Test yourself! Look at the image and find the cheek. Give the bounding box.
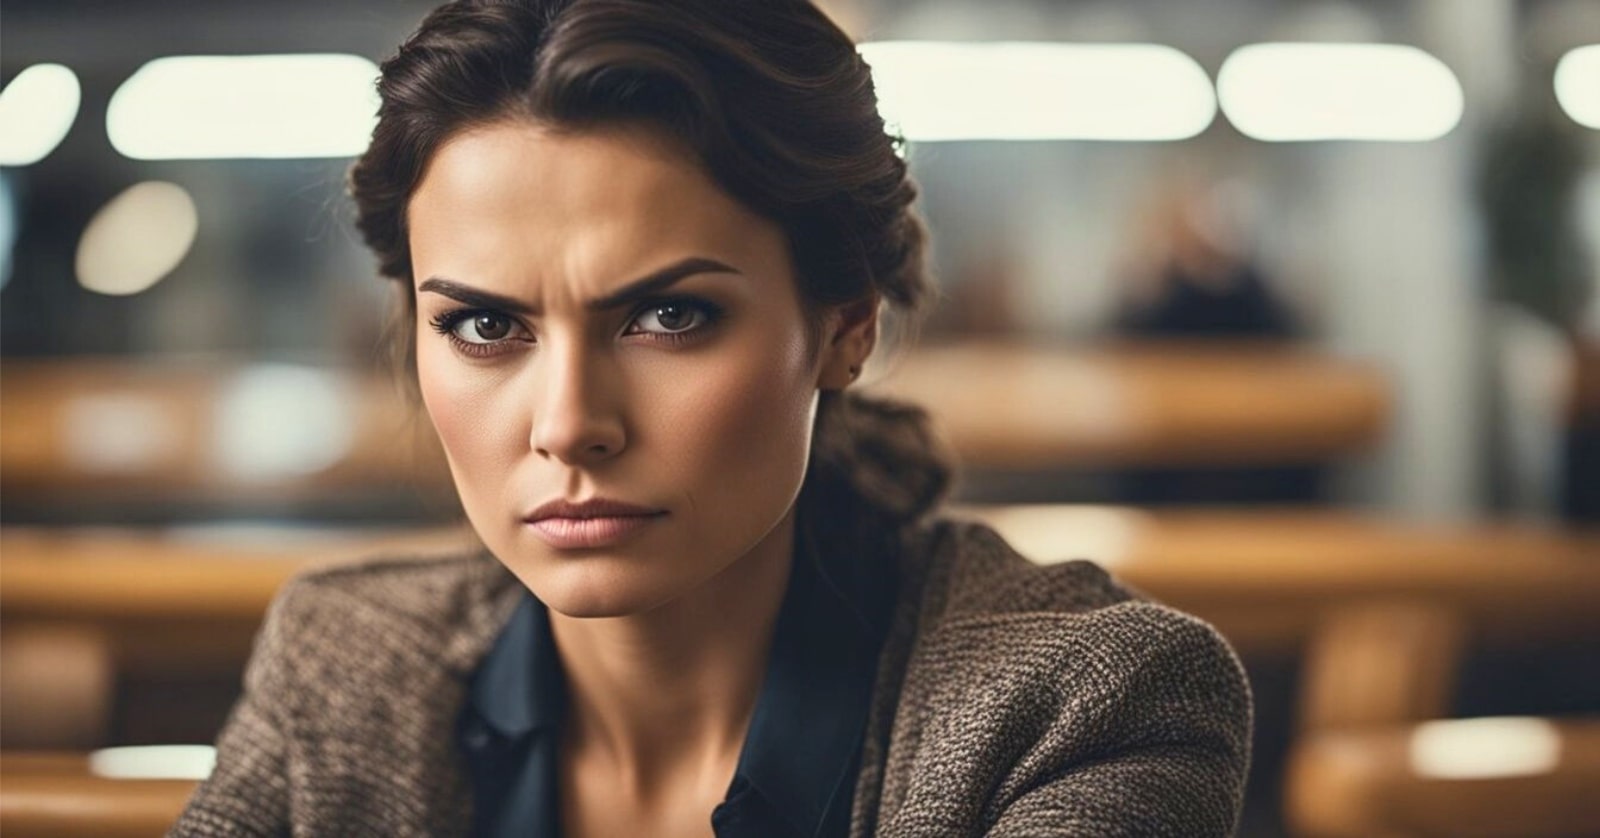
[645,328,816,500]
[415,338,525,502]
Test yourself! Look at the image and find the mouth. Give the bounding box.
[522,498,668,550]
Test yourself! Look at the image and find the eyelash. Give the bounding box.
[426,296,724,359]
[426,310,526,359]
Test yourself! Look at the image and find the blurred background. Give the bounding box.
[3,0,1599,835]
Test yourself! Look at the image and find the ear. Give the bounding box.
[817,294,880,390]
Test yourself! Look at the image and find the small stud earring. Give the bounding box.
[848,364,861,380]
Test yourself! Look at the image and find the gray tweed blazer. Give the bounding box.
[172,518,1251,836]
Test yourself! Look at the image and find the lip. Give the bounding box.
[522,497,667,549]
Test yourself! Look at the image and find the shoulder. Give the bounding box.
[896,514,1251,760]
[908,510,1237,638]
[874,517,1252,832]
[901,515,1139,622]
[894,516,1247,707]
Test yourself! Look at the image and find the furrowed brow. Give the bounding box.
[416,278,537,316]
[586,257,742,311]
[417,257,742,316]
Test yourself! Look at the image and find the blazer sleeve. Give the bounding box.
[986,606,1252,838]
[167,581,303,837]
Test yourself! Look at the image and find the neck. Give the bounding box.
[548,507,797,787]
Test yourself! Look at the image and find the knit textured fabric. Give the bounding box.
[172,518,1252,837]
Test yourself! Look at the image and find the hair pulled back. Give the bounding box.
[349,0,949,526]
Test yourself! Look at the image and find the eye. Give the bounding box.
[427,309,530,357]
[628,300,712,335]
[453,312,515,344]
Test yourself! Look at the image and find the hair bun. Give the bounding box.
[808,390,951,526]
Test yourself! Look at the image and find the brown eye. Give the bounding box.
[452,313,515,344]
[633,302,707,335]
[474,315,510,340]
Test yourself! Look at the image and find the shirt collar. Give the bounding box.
[733,515,896,836]
[467,590,563,738]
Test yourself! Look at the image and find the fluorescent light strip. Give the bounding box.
[859,41,1216,142]
[0,64,82,166]
[1555,45,1600,130]
[107,54,381,160]
[1217,43,1464,142]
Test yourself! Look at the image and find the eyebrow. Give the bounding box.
[417,257,742,315]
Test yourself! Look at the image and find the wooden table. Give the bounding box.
[0,752,196,838]
[957,505,1600,654]
[0,358,452,507]
[1,343,1391,512]
[0,525,478,671]
[869,341,1390,468]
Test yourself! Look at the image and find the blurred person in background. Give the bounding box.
[1113,175,1299,341]
[170,1,1250,836]
[1476,32,1598,524]
[1111,176,1316,506]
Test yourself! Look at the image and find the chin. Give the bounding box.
[505,555,687,619]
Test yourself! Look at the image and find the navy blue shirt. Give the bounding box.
[458,523,897,838]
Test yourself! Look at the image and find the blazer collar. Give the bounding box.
[438,551,529,678]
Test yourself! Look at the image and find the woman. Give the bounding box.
[173,1,1251,835]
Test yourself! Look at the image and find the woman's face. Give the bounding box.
[408,121,844,618]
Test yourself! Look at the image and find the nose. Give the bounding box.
[530,344,626,466]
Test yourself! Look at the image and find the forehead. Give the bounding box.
[405,121,788,293]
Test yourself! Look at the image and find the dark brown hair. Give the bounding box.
[349,0,949,525]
